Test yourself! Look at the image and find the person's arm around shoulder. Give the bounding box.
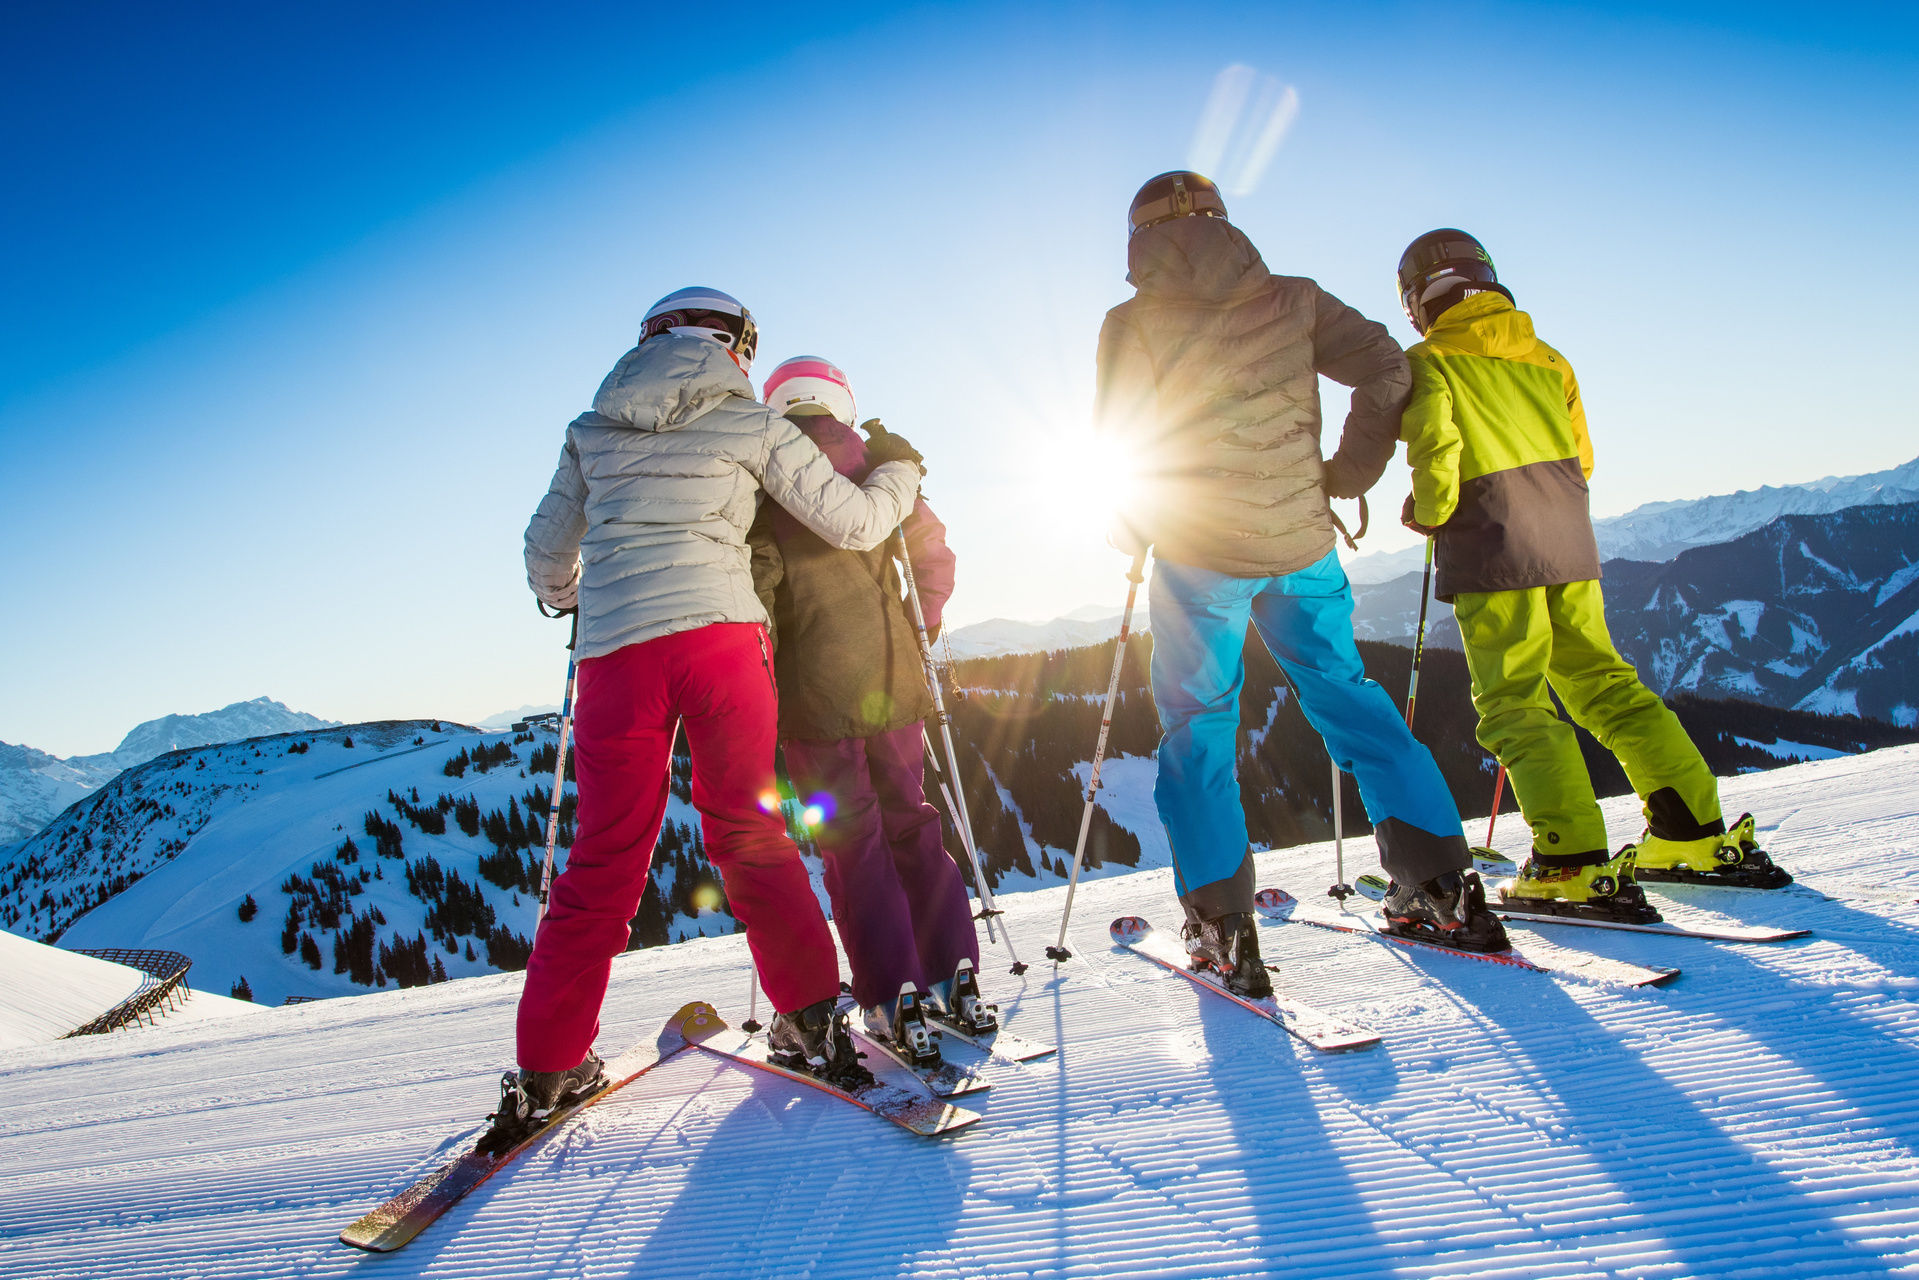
[754,407,918,551]
[1400,349,1463,529]
[1311,284,1412,498]
[524,430,588,609]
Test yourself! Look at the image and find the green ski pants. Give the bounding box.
[1452,578,1720,856]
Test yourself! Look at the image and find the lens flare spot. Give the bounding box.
[802,804,825,827]
[758,790,780,813]
[691,883,722,912]
[804,793,836,826]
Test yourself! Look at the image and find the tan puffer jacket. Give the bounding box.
[524,334,921,660]
[1096,217,1411,578]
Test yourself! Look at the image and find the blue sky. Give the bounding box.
[2,2,1915,756]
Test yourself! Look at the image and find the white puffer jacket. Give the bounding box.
[525,334,921,660]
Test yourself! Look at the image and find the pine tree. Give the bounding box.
[230,976,254,1002]
[237,893,258,923]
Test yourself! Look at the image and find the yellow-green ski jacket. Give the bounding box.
[1400,291,1601,601]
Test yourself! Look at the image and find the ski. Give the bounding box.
[924,1009,1056,1063]
[338,1001,725,1253]
[1256,888,1678,988]
[1108,916,1379,1052]
[1473,849,1813,898]
[693,1026,980,1137]
[835,998,992,1098]
[1433,865,1809,942]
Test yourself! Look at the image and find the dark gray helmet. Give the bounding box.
[1128,171,1228,237]
[1396,229,1509,333]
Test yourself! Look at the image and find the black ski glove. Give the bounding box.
[1401,492,1441,537]
[860,418,926,475]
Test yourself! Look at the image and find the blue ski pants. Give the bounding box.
[1149,551,1469,918]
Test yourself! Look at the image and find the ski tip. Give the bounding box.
[1109,916,1150,944]
[662,1001,728,1050]
[1253,887,1297,917]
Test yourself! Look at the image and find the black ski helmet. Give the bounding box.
[1128,170,1228,237]
[1396,229,1510,333]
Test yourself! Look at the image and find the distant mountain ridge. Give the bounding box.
[1349,502,1919,725]
[0,697,336,842]
[1344,453,1919,584]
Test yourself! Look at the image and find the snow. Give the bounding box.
[7,746,1919,1276]
[1877,560,1919,609]
[1733,737,1847,762]
[947,610,1150,660]
[0,929,146,1048]
[1341,454,1919,582]
[0,697,336,844]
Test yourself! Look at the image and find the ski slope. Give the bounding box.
[5,746,1919,1278]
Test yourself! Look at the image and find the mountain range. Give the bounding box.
[0,698,336,843]
[1342,452,1919,584]
[1348,502,1918,725]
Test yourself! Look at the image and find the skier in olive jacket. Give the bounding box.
[748,356,990,1068]
[1394,230,1788,920]
[513,289,926,1111]
[1097,174,1507,998]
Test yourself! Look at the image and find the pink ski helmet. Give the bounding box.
[762,356,856,425]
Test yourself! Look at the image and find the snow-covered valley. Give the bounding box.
[6,745,1919,1277]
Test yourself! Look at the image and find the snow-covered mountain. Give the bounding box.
[0,697,335,842]
[477,704,561,730]
[0,720,744,1006]
[1350,502,1919,725]
[946,604,1150,659]
[1344,453,1919,584]
[0,742,120,844]
[7,745,1919,1278]
[101,696,337,770]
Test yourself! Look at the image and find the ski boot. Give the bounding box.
[1498,848,1661,924]
[517,1048,608,1111]
[863,983,942,1067]
[768,997,874,1089]
[475,1048,607,1156]
[929,958,999,1035]
[1631,813,1792,889]
[1181,911,1273,1000]
[1380,870,1510,952]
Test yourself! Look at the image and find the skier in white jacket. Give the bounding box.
[512,288,925,1110]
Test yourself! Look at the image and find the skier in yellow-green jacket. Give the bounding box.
[1392,229,1791,922]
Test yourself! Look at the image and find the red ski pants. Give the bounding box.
[516,622,839,1072]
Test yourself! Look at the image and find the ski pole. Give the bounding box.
[1485,765,1508,847]
[1328,757,1351,901]
[743,970,762,1034]
[536,604,580,924]
[1405,537,1435,730]
[895,529,1026,974]
[1048,549,1149,963]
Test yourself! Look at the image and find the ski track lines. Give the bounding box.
[5,749,1919,1277]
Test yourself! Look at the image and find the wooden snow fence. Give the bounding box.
[63,949,194,1037]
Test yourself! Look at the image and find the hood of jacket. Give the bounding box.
[1423,291,1539,360]
[1125,216,1272,302]
[591,333,754,432]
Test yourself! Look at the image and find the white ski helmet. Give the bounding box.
[640,286,759,369]
[762,356,856,425]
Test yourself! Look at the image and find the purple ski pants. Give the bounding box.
[782,726,980,1011]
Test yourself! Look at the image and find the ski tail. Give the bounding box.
[338,1002,725,1253]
